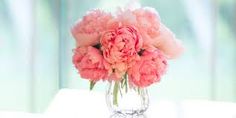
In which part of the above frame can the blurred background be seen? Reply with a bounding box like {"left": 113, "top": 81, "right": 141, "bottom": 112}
{"left": 0, "top": 0, "right": 235, "bottom": 113}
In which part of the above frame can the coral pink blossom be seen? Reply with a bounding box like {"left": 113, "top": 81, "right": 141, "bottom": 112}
{"left": 71, "top": 10, "right": 112, "bottom": 47}
{"left": 73, "top": 46, "right": 109, "bottom": 81}
{"left": 105, "top": 62, "right": 131, "bottom": 81}
{"left": 128, "top": 50, "right": 167, "bottom": 87}
{"left": 100, "top": 26, "right": 143, "bottom": 79}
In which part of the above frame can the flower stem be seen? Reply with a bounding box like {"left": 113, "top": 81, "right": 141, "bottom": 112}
{"left": 113, "top": 82, "right": 119, "bottom": 106}
{"left": 138, "top": 87, "right": 141, "bottom": 95}
{"left": 124, "top": 74, "right": 128, "bottom": 93}
{"left": 121, "top": 78, "right": 125, "bottom": 88}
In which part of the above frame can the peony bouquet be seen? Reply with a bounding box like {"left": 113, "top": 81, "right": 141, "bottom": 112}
{"left": 71, "top": 7, "right": 183, "bottom": 92}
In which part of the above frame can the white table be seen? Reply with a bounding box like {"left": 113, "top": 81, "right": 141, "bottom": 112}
{"left": 1, "top": 89, "right": 235, "bottom": 118}
{"left": 43, "top": 88, "right": 236, "bottom": 118}
{"left": 0, "top": 111, "right": 41, "bottom": 118}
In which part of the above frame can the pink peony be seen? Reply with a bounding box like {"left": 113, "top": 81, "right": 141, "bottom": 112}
{"left": 110, "top": 8, "right": 160, "bottom": 44}
{"left": 132, "top": 8, "right": 184, "bottom": 59}
{"left": 71, "top": 8, "right": 184, "bottom": 87}
{"left": 100, "top": 26, "right": 143, "bottom": 79}
{"left": 132, "top": 7, "right": 161, "bottom": 39}
{"left": 71, "top": 9, "right": 112, "bottom": 47}
{"left": 113, "top": 8, "right": 183, "bottom": 59}
{"left": 73, "top": 46, "right": 109, "bottom": 81}
{"left": 151, "top": 24, "right": 184, "bottom": 59}
{"left": 128, "top": 49, "right": 167, "bottom": 87}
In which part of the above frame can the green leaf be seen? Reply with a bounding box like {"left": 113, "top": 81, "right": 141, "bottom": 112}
{"left": 90, "top": 81, "right": 96, "bottom": 91}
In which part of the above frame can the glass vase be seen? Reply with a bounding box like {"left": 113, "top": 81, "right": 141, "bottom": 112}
{"left": 106, "top": 79, "right": 149, "bottom": 117}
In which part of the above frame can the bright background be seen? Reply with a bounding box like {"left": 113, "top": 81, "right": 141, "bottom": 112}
{"left": 0, "top": 0, "right": 235, "bottom": 113}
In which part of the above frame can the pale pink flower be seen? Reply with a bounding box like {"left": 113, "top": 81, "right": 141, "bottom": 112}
{"left": 109, "top": 8, "right": 160, "bottom": 44}
{"left": 73, "top": 46, "right": 109, "bottom": 81}
{"left": 71, "top": 9, "right": 112, "bottom": 47}
{"left": 151, "top": 24, "right": 184, "bottom": 59}
{"left": 133, "top": 8, "right": 184, "bottom": 59}
{"left": 128, "top": 49, "right": 167, "bottom": 87}
{"left": 100, "top": 26, "right": 143, "bottom": 79}
{"left": 112, "top": 8, "right": 184, "bottom": 59}
{"left": 132, "top": 7, "right": 160, "bottom": 39}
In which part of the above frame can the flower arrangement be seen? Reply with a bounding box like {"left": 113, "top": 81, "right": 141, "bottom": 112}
{"left": 71, "top": 7, "right": 183, "bottom": 91}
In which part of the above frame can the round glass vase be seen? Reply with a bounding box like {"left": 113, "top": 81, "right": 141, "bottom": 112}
{"left": 106, "top": 80, "right": 149, "bottom": 117}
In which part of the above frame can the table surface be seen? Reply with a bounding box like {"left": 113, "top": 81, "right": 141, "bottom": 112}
{"left": 43, "top": 88, "right": 236, "bottom": 118}
{"left": 1, "top": 89, "right": 236, "bottom": 118}
{"left": 0, "top": 111, "right": 41, "bottom": 118}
